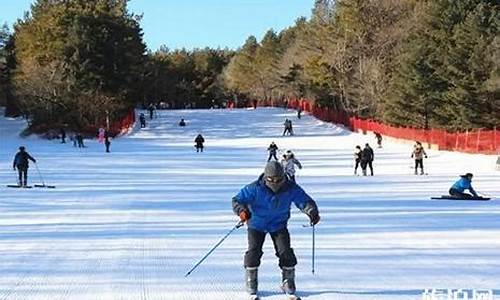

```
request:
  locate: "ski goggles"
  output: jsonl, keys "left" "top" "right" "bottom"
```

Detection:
{"left": 266, "top": 176, "right": 284, "bottom": 183}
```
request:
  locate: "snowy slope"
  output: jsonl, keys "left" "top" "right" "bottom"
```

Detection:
{"left": 0, "top": 107, "right": 499, "bottom": 300}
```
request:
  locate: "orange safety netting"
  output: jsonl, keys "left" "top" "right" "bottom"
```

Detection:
{"left": 270, "top": 98, "right": 499, "bottom": 155}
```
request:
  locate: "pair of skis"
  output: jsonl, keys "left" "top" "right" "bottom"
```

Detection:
{"left": 6, "top": 184, "right": 55, "bottom": 189}
{"left": 7, "top": 163, "right": 56, "bottom": 189}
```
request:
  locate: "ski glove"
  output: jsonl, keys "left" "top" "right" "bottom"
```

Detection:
{"left": 239, "top": 210, "right": 251, "bottom": 222}
{"left": 308, "top": 210, "right": 320, "bottom": 226}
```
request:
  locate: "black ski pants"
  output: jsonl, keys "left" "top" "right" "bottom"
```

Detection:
{"left": 267, "top": 152, "right": 278, "bottom": 161}
{"left": 354, "top": 159, "right": 360, "bottom": 174}
{"left": 244, "top": 228, "right": 297, "bottom": 269}
{"left": 17, "top": 167, "right": 28, "bottom": 186}
{"left": 449, "top": 188, "right": 473, "bottom": 199}
{"left": 415, "top": 159, "right": 424, "bottom": 171}
{"left": 361, "top": 160, "right": 373, "bottom": 175}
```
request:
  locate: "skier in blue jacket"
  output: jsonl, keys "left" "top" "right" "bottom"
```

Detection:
{"left": 232, "top": 161, "right": 320, "bottom": 300}
{"left": 449, "top": 173, "right": 479, "bottom": 199}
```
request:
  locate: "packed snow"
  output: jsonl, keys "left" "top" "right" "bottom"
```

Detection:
{"left": 0, "top": 107, "right": 499, "bottom": 300}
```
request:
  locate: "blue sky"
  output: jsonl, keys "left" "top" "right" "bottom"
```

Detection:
{"left": 0, "top": 0, "right": 313, "bottom": 51}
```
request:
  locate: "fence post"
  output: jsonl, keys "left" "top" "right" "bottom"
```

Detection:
{"left": 476, "top": 129, "right": 481, "bottom": 153}
{"left": 465, "top": 129, "right": 469, "bottom": 152}
{"left": 495, "top": 126, "right": 498, "bottom": 154}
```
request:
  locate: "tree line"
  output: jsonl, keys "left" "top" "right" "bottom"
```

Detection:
{"left": 0, "top": 0, "right": 498, "bottom": 133}
{"left": 224, "top": 0, "right": 499, "bottom": 130}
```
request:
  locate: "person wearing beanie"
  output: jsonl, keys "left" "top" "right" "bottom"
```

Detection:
{"left": 411, "top": 141, "right": 428, "bottom": 175}
{"left": 12, "top": 146, "right": 36, "bottom": 187}
{"left": 267, "top": 141, "right": 278, "bottom": 162}
{"left": 232, "top": 161, "right": 320, "bottom": 299}
{"left": 449, "top": 173, "right": 479, "bottom": 199}
{"left": 281, "top": 150, "right": 302, "bottom": 182}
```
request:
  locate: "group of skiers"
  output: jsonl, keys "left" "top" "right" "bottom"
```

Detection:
{"left": 8, "top": 109, "right": 487, "bottom": 300}
{"left": 283, "top": 119, "right": 294, "bottom": 136}
{"left": 353, "top": 143, "right": 374, "bottom": 176}
{"left": 352, "top": 140, "right": 430, "bottom": 177}
{"left": 267, "top": 142, "right": 302, "bottom": 183}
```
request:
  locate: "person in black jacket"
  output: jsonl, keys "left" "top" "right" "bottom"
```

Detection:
{"left": 139, "top": 113, "right": 146, "bottom": 128}
{"left": 12, "top": 146, "right": 36, "bottom": 187}
{"left": 361, "top": 143, "right": 374, "bottom": 176}
{"left": 354, "top": 145, "right": 362, "bottom": 175}
{"left": 194, "top": 134, "right": 205, "bottom": 152}
{"left": 374, "top": 132, "right": 382, "bottom": 148}
{"left": 267, "top": 142, "right": 278, "bottom": 161}
{"left": 60, "top": 128, "right": 66, "bottom": 143}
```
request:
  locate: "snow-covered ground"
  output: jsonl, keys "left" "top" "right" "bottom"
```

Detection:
{"left": 0, "top": 107, "right": 499, "bottom": 300}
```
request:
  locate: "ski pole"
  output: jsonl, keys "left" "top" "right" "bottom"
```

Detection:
{"left": 185, "top": 220, "right": 244, "bottom": 277}
{"left": 302, "top": 223, "right": 316, "bottom": 275}
{"left": 312, "top": 224, "right": 315, "bottom": 275}
{"left": 34, "top": 162, "right": 46, "bottom": 186}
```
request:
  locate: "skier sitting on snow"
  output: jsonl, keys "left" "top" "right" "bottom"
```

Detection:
{"left": 449, "top": 173, "right": 479, "bottom": 199}
{"left": 12, "top": 146, "right": 36, "bottom": 187}
{"left": 179, "top": 118, "right": 186, "bottom": 127}
{"left": 281, "top": 150, "right": 302, "bottom": 182}
{"left": 232, "top": 161, "right": 320, "bottom": 300}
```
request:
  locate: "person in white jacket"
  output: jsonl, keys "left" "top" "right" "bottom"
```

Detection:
{"left": 281, "top": 150, "right": 302, "bottom": 182}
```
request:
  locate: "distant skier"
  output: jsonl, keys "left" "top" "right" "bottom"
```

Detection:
{"left": 98, "top": 128, "right": 105, "bottom": 143}
{"left": 179, "top": 118, "right": 186, "bottom": 127}
{"left": 353, "top": 145, "right": 362, "bottom": 175}
{"left": 194, "top": 134, "right": 205, "bottom": 152}
{"left": 12, "top": 146, "right": 36, "bottom": 187}
{"left": 281, "top": 150, "right": 302, "bottom": 182}
{"left": 70, "top": 134, "right": 77, "bottom": 147}
{"left": 411, "top": 141, "right": 427, "bottom": 175}
{"left": 267, "top": 141, "right": 278, "bottom": 162}
{"left": 297, "top": 108, "right": 302, "bottom": 119}
{"left": 76, "top": 133, "right": 85, "bottom": 148}
{"left": 361, "top": 143, "right": 374, "bottom": 176}
{"left": 148, "top": 103, "right": 156, "bottom": 119}
{"left": 60, "top": 128, "right": 66, "bottom": 143}
{"left": 449, "top": 173, "right": 479, "bottom": 199}
{"left": 232, "top": 161, "right": 320, "bottom": 300}
{"left": 104, "top": 131, "right": 111, "bottom": 153}
{"left": 139, "top": 113, "right": 146, "bottom": 128}
{"left": 374, "top": 132, "right": 382, "bottom": 148}
{"left": 283, "top": 119, "right": 293, "bottom": 136}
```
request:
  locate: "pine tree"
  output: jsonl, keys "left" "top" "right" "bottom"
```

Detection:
{"left": 12, "top": 0, "right": 146, "bottom": 130}
{"left": 439, "top": 2, "right": 499, "bottom": 129}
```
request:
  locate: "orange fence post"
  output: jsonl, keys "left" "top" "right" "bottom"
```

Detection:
{"left": 476, "top": 129, "right": 481, "bottom": 153}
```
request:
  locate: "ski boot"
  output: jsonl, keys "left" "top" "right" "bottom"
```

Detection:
{"left": 281, "top": 267, "right": 301, "bottom": 299}
{"left": 246, "top": 267, "right": 259, "bottom": 299}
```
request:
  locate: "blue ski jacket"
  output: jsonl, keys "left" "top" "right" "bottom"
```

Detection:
{"left": 451, "top": 177, "right": 478, "bottom": 196}
{"left": 232, "top": 174, "right": 317, "bottom": 233}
